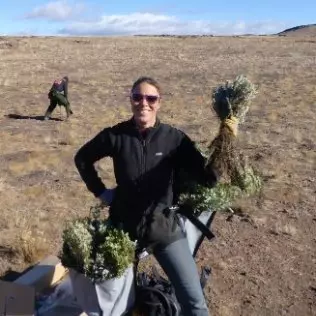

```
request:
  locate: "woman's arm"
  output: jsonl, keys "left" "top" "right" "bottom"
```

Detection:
{"left": 174, "top": 133, "right": 218, "bottom": 187}
{"left": 74, "top": 128, "right": 114, "bottom": 197}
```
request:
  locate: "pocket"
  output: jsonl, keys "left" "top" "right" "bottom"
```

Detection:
{"left": 146, "top": 205, "right": 183, "bottom": 246}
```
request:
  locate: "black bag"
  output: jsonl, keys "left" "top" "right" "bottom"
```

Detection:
{"left": 132, "top": 264, "right": 211, "bottom": 316}
{"left": 133, "top": 267, "right": 181, "bottom": 316}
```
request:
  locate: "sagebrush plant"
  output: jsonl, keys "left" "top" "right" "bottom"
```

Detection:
{"left": 231, "top": 157, "right": 263, "bottom": 196}
{"left": 177, "top": 152, "right": 262, "bottom": 216}
{"left": 61, "top": 218, "right": 93, "bottom": 274}
{"left": 177, "top": 75, "right": 262, "bottom": 215}
{"left": 178, "top": 182, "right": 242, "bottom": 214}
{"left": 206, "top": 75, "right": 259, "bottom": 178}
{"left": 212, "top": 74, "right": 258, "bottom": 122}
{"left": 60, "top": 205, "right": 135, "bottom": 283}
{"left": 98, "top": 228, "right": 136, "bottom": 279}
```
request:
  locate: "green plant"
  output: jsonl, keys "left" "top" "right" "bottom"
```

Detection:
{"left": 60, "top": 205, "right": 135, "bottom": 283}
{"left": 212, "top": 74, "right": 258, "bottom": 122}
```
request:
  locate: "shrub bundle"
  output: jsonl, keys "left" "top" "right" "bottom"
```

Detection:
{"left": 60, "top": 206, "right": 135, "bottom": 283}
{"left": 178, "top": 75, "right": 262, "bottom": 215}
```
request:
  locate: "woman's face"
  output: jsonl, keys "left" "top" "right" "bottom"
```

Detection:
{"left": 130, "top": 82, "right": 161, "bottom": 128}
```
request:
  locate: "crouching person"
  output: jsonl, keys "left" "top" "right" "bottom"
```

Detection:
{"left": 44, "top": 76, "right": 73, "bottom": 120}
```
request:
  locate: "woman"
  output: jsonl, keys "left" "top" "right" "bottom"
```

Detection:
{"left": 74, "top": 76, "right": 218, "bottom": 315}
{"left": 44, "top": 76, "right": 73, "bottom": 120}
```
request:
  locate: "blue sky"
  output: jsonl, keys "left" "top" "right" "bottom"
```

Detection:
{"left": 1, "top": 0, "right": 315, "bottom": 36}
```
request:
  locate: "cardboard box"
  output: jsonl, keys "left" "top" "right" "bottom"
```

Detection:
{"left": 14, "top": 255, "right": 68, "bottom": 293}
{"left": 0, "top": 256, "right": 68, "bottom": 315}
{"left": 0, "top": 280, "right": 35, "bottom": 316}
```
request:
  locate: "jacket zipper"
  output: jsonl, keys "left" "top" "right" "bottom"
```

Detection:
{"left": 136, "top": 139, "right": 146, "bottom": 193}
{"left": 141, "top": 139, "right": 147, "bottom": 175}
{"left": 139, "top": 130, "right": 156, "bottom": 185}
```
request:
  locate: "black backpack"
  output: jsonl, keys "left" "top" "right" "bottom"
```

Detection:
{"left": 133, "top": 267, "right": 181, "bottom": 316}
{"left": 132, "top": 265, "right": 211, "bottom": 316}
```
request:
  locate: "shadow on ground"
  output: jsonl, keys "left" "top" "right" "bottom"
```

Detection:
{"left": 5, "top": 114, "right": 63, "bottom": 121}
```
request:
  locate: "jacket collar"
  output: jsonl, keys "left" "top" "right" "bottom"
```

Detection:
{"left": 129, "top": 116, "right": 160, "bottom": 130}
{"left": 129, "top": 117, "right": 161, "bottom": 139}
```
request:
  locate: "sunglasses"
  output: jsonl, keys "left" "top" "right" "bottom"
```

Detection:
{"left": 131, "top": 93, "right": 160, "bottom": 104}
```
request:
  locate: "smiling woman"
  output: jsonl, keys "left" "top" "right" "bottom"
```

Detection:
{"left": 74, "top": 76, "right": 219, "bottom": 315}
{"left": 130, "top": 77, "right": 161, "bottom": 130}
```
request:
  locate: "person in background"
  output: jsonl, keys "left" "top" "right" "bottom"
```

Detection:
{"left": 44, "top": 76, "right": 73, "bottom": 120}
{"left": 74, "top": 76, "right": 221, "bottom": 315}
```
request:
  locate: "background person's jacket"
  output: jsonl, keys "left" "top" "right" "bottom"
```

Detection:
{"left": 49, "top": 78, "right": 68, "bottom": 98}
{"left": 74, "top": 118, "right": 218, "bottom": 248}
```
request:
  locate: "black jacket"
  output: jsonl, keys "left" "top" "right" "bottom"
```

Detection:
{"left": 74, "top": 118, "right": 217, "bottom": 247}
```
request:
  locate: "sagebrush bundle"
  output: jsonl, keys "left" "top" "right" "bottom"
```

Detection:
{"left": 60, "top": 206, "right": 135, "bottom": 283}
{"left": 178, "top": 75, "right": 262, "bottom": 215}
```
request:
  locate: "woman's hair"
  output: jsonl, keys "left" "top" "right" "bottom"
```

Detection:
{"left": 63, "top": 76, "right": 69, "bottom": 82}
{"left": 131, "top": 76, "right": 161, "bottom": 95}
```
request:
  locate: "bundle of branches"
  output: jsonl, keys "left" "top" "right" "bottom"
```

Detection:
{"left": 178, "top": 75, "right": 262, "bottom": 215}
{"left": 178, "top": 157, "right": 262, "bottom": 215}
{"left": 206, "top": 74, "right": 258, "bottom": 178}
{"left": 60, "top": 205, "right": 135, "bottom": 283}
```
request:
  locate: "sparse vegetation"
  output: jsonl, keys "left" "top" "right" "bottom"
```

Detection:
{"left": 14, "top": 228, "right": 48, "bottom": 264}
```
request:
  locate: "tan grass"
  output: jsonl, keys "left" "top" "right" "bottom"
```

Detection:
{"left": 13, "top": 228, "right": 48, "bottom": 264}
{"left": 3, "top": 207, "right": 50, "bottom": 265}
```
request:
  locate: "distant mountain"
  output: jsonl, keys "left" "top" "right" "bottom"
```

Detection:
{"left": 278, "top": 24, "right": 316, "bottom": 36}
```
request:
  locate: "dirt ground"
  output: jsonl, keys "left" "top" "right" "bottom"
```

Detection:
{"left": 0, "top": 35, "right": 315, "bottom": 316}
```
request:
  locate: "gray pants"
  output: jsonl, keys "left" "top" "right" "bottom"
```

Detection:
{"left": 153, "top": 238, "right": 209, "bottom": 316}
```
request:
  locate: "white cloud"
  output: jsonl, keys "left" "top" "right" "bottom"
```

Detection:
{"left": 25, "top": 1, "right": 84, "bottom": 21}
{"left": 58, "top": 12, "right": 289, "bottom": 36}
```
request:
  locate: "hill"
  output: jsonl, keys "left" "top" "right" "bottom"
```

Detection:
{"left": 278, "top": 23, "right": 316, "bottom": 36}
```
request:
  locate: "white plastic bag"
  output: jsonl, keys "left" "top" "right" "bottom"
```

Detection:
{"left": 181, "top": 210, "right": 215, "bottom": 255}
{"left": 69, "top": 266, "right": 135, "bottom": 316}
{"left": 95, "top": 265, "right": 135, "bottom": 315}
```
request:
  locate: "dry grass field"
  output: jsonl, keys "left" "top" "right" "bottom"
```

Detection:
{"left": 0, "top": 34, "right": 315, "bottom": 315}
